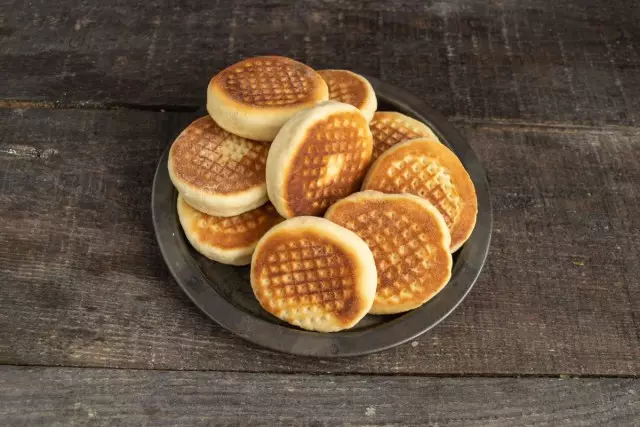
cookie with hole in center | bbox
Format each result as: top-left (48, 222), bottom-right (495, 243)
top-left (318, 69), bottom-right (377, 122)
top-left (266, 101), bottom-right (373, 218)
top-left (362, 137), bottom-right (477, 252)
top-left (325, 191), bottom-right (452, 314)
top-left (251, 216), bottom-right (377, 332)
top-left (207, 56), bottom-right (329, 141)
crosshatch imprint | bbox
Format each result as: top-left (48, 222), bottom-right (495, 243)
top-left (374, 155), bottom-right (462, 228)
top-left (222, 58), bottom-right (316, 107)
top-left (174, 117), bottom-right (268, 192)
top-left (288, 113), bottom-right (371, 213)
top-left (254, 237), bottom-right (356, 320)
top-left (369, 114), bottom-right (434, 160)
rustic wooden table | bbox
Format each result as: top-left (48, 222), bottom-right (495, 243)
top-left (1, 1), bottom-right (638, 425)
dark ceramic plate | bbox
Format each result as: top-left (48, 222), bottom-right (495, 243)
top-left (152, 76), bottom-right (492, 357)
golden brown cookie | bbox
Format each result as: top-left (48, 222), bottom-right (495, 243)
top-left (177, 195), bottom-right (283, 265)
top-left (207, 56), bottom-right (329, 141)
top-left (369, 111), bottom-right (440, 161)
top-left (325, 191), bottom-right (452, 314)
top-left (266, 101), bottom-right (373, 218)
top-left (251, 217), bottom-right (377, 332)
top-left (318, 69), bottom-right (377, 122)
top-left (168, 116), bottom-right (269, 216)
top-left (362, 138), bottom-right (477, 252)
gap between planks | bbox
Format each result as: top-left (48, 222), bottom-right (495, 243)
top-left (1, 362), bottom-right (638, 379)
top-left (0, 99), bottom-right (199, 113)
top-left (1, 99), bottom-right (640, 135)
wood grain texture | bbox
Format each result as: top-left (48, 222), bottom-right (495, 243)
top-left (0, 367), bottom-right (638, 426)
top-left (0, 0), bottom-right (639, 126)
top-left (0, 108), bottom-right (638, 375)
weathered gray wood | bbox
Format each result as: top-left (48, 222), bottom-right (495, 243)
top-left (0, 0), bottom-right (639, 126)
top-left (0, 108), bottom-right (638, 375)
top-left (0, 366), bottom-right (638, 426)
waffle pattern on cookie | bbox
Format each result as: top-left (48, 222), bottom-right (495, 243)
top-left (363, 137), bottom-right (478, 252)
top-left (183, 201), bottom-right (283, 250)
top-left (286, 112), bottom-right (372, 215)
top-left (252, 234), bottom-right (359, 328)
top-left (220, 57), bottom-right (321, 107)
top-left (326, 197), bottom-right (451, 311)
top-left (319, 70), bottom-right (367, 109)
top-left (171, 116), bottom-right (268, 194)
top-left (370, 155), bottom-right (462, 228)
top-left (369, 112), bottom-right (438, 160)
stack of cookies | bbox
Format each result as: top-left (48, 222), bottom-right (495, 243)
top-left (168, 56), bottom-right (477, 332)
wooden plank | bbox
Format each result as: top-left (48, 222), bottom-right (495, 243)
top-left (1, 0), bottom-right (639, 125)
top-left (0, 367), bottom-right (638, 426)
top-left (0, 108), bottom-right (638, 375)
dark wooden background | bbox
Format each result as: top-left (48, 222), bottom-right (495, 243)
top-left (0, 0), bottom-right (638, 425)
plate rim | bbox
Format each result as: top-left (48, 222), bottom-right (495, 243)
top-left (151, 76), bottom-right (492, 357)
